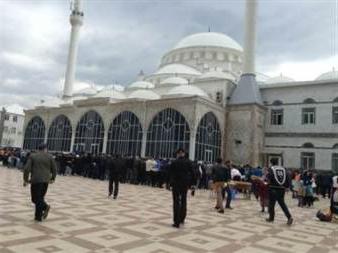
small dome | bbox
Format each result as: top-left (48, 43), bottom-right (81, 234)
top-left (154, 64), bottom-right (201, 76)
top-left (100, 84), bottom-right (125, 92)
top-left (167, 85), bottom-right (208, 98)
top-left (173, 32), bottom-right (243, 52)
top-left (197, 71), bottom-right (236, 81)
top-left (160, 77), bottom-right (189, 86)
top-left (265, 74), bottom-right (295, 84)
top-left (37, 97), bottom-right (64, 108)
top-left (128, 81), bottom-right (154, 90)
top-left (73, 86), bottom-right (97, 96)
top-left (94, 88), bottom-right (126, 99)
top-left (316, 68), bottom-right (338, 81)
top-left (128, 89), bottom-right (160, 100)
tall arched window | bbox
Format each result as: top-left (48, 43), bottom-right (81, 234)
top-left (47, 115), bottom-right (72, 152)
top-left (23, 116), bottom-right (45, 150)
top-left (107, 111), bottom-right (142, 156)
top-left (195, 112), bottom-right (221, 162)
top-left (74, 111), bottom-right (104, 154)
top-left (146, 108), bottom-right (190, 158)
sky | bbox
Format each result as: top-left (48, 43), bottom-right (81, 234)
top-left (0, 0), bottom-right (337, 108)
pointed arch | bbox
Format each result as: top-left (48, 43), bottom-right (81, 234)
top-left (23, 116), bottom-right (45, 150)
top-left (74, 111), bottom-right (104, 154)
top-left (107, 111), bottom-right (142, 156)
top-left (195, 112), bottom-right (221, 162)
top-left (146, 108), bottom-right (190, 158)
top-left (47, 115), bottom-right (72, 152)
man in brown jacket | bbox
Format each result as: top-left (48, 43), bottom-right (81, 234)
top-left (24, 143), bottom-right (57, 222)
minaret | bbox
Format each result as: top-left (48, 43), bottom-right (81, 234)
top-left (230, 0), bottom-right (262, 105)
top-left (225, 0), bottom-right (266, 167)
top-left (63, 0), bottom-right (84, 98)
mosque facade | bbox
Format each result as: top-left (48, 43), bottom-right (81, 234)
top-left (22, 0), bottom-right (338, 171)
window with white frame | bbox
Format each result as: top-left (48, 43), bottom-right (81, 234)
top-left (302, 108), bottom-right (315, 124)
top-left (301, 152), bottom-right (315, 170)
top-left (271, 109), bottom-right (283, 125)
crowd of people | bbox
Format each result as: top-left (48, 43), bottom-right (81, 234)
top-left (1, 146), bottom-right (338, 225)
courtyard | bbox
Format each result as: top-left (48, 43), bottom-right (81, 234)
top-left (0, 166), bottom-right (337, 253)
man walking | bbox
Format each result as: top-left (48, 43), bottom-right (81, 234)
top-left (266, 159), bottom-right (293, 225)
top-left (212, 158), bottom-right (229, 213)
top-left (107, 154), bottom-right (124, 199)
top-left (169, 148), bottom-right (194, 228)
top-left (23, 143), bottom-right (57, 222)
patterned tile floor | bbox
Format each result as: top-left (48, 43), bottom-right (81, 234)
top-left (0, 166), bottom-right (337, 253)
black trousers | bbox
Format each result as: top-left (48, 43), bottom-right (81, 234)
top-left (108, 175), bottom-right (119, 197)
top-left (268, 187), bottom-right (291, 220)
top-left (221, 186), bottom-right (232, 208)
top-left (31, 183), bottom-right (49, 220)
top-left (172, 187), bottom-right (188, 225)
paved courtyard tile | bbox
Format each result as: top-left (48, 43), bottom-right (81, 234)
top-left (0, 166), bottom-right (337, 253)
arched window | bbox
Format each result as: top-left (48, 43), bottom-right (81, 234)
top-left (23, 116), bottom-right (45, 150)
top-left (146, 108), bottom-right (190, 158)
top-left (302, 142), bottom-right (314, 148)
top-left (272, 100), bottom-right (283, 106)
top-left (107, 111), bottom-right (142, 156)
top-left (74, 111), bottom-right (104, 154)
top-left (303, 98), bottom-right (316, 104)
top-left (47, 115), bottom-right (72, 152)
top-left (333, 97), bottom-right (338, 103)
top-left (333, 143), bottom-right (338, 149)
top-left (195, 112), bottom-right (221, 162)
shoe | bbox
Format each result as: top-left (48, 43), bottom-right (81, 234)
top-left (42, 205), bottom-right (50, 220)
top-left (35, 217), bottom-right (42, 222)
top-left (287, 217), bottom-right (293, 226)
top-left (266, 218), bottom-right (274, 223)
top-left (218, 210), bottom-right (224, 214)
top-left (225, 206), bottom-right (233, 210)
top-left (113, 196), bottom-right (117, 199)
top-left (214, 206), bottom-right (220, 210)
top-left (172, 223), bottom-right (180, 228)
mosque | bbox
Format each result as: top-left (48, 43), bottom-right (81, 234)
top-left (23, 0), bottom-right (338, 171)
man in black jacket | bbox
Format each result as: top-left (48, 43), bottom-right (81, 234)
top-left (266, 159), bottom-right (293, 225)
top-left (107, 154), bottom-right (124, 199)
top-left (169, 148), bottom-right (194, 228)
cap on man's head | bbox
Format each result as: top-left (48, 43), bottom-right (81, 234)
top-left (38, 143), bottom-right (47, 150)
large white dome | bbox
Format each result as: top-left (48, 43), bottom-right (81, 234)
top-left (197, 70), bottom-right (236, 81)
top-left (167, 85), bottom-right (208, 98)
top-left (173, 32), bottom-right (243, 52)
top-left (316, 69), bottom-right (338, 81)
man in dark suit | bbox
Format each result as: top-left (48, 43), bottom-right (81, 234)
top-left (107, 154), bottom-right (124, 199)
top-left (23, 143), bottom-right (57, 222)
top-left (169, 148), bottom-right (194, 228)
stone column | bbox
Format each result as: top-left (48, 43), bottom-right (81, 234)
top-left (189, 129), bottom-right (196, 161)
top-left (70, 125), bottom-right (76, 152)
top-left (102, 127), bottom-right (109, 154)
top-left (141, 131), bottom-right (147, 158)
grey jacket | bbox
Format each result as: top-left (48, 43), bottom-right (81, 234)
top-left (23, 152), bottom-right (57, 184)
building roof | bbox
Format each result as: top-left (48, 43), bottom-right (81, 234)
top-left (128, 89), bottom-right (160, 100)
top-left (1, 104), bottom-right (25, 115)
top-left (316, 69), bottom-right (338, 81)
top-left (166, 85), bottom-right (209, 98)
top-left (154, 64), bottom-right (201, 76)
top-left (160, 77), bottom-right (189, 86)
top-left (73, 86), bottom-right (98, 96)
top-left (173, 32), bottom-right (243, 52)
top-left (128, 81), bottom-right (155, 90)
